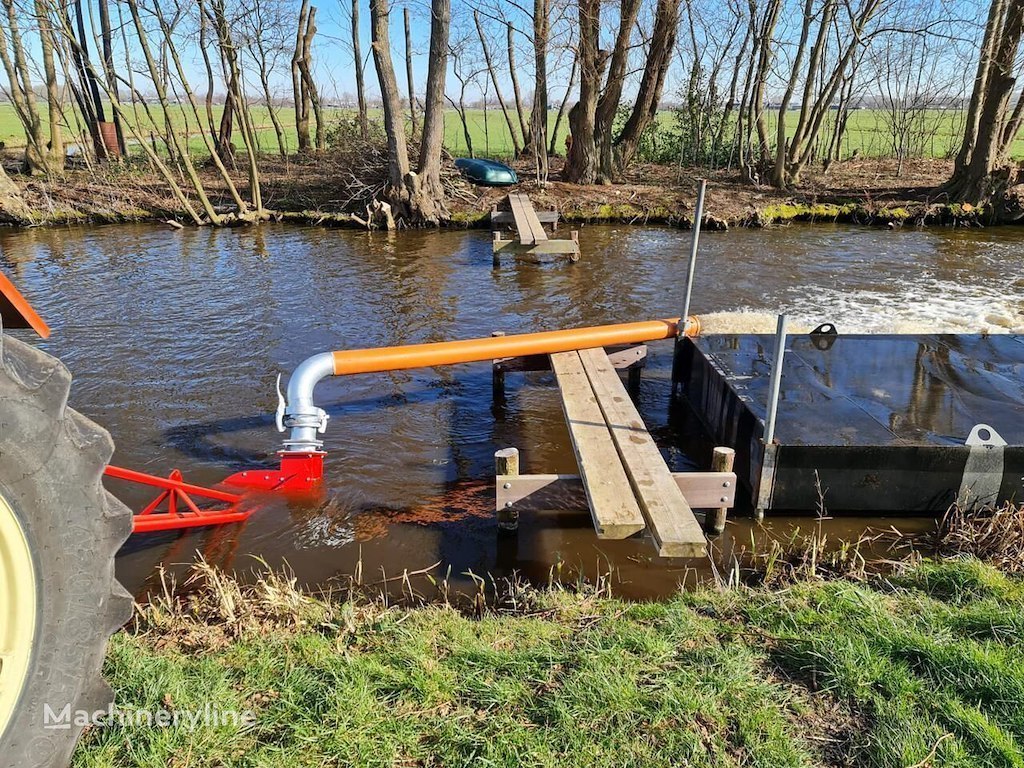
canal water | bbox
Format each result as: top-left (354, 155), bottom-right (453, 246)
top-left (1, 223), bottom-right (1021, 599)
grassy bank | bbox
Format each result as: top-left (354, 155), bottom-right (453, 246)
top-left (74, 554), bottom-right (1024, 767)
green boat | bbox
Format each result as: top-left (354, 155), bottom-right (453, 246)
top-left (454, 158), bottom-right (518, 187)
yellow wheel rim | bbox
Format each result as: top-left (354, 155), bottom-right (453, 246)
top-left (0, 489), bottom-right (36, 738)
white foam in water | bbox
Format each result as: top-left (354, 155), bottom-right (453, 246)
top-left (700, 277), bottom-right (1024, 335)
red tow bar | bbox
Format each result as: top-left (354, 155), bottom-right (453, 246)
top-left (106, 452), bottom-right (324, 536)
top-left (104, 465), bottom-right (253, 534)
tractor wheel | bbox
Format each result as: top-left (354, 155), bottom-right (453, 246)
top-left (0, 332), bottom-right (132, 768)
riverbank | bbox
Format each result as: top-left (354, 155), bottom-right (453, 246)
top-left (1, 153), bottom-right (996, 230)
top-left (74, 554), bottom-right (1024, 768)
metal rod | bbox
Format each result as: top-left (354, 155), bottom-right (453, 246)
top-left (763, 314), bottom-right (789, 445)
top-left (680, 179), bottom-right (707, 334)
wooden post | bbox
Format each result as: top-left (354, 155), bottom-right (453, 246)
top-left (706, 446), bottom-right (736, 535)
top-left (491, 331), bottom-right (506, 402)
top-left (627, 363), bottom-right (642, 392)
top-left (495, 447), bottom-right (520, 531)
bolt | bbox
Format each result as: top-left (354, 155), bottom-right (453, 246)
top-left (503, 482), bottom-right (511, 489)
top-left (723, 481), bottom-right (731, 488)
top-left (720, 496), bottom-right (728, 503)
top-left (504, 501), bottom-right (513, 508)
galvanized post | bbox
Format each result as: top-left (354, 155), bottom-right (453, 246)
top-left (763, 314), bottom-right (789, 445)
top-left (680, 178), bottom-right (707, 333)
top-left (673, 179), bottom-right (707, 398)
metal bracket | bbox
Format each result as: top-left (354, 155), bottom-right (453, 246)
top-left (809, 322), bottom-right (838, 351)
top-left (958, 423), bottom-right (1007, 508)
top-left (275, 374), bottom-right (286, 433)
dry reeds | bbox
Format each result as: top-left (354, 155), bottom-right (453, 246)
top-left (938, 500), bottom-right (1024, 573)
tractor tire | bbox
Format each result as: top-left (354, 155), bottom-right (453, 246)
top-left (0, 332), bottom-right (132, 768)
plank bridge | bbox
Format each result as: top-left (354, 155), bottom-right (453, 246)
top-left (493, 342), bottom-right (736, 558)
top-left (491, 193), bottom-right (580, 262)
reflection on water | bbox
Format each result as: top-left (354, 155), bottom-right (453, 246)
top-left (1, 223), bottom-right (1020, 599)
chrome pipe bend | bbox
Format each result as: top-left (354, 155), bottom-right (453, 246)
top-left (281, 352), bottom-right (334, 452)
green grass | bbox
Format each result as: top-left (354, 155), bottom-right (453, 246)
top-left (73, 558), bottom-right (1024, 767)
top-left (6, 102), bottom-right (1023, 164)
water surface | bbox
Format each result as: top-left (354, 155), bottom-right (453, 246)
top-left (1, 223), bottom-right (1019, 598)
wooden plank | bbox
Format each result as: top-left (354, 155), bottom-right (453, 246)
top-left (491, 210), bottom-right (559, 226)
top-left (578, 347), bottom-right (707, 557)
top-left (508, 193), bottom-right (548, 244)
top-left (496, 472), bottom-right (737, 512)
top-left (492, 239), bottom-right (580, 258)
top-left (550, 351), bottom-right (646, 539)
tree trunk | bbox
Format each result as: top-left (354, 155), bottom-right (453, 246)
top-left (293, 0), bottom-right (311, 152)
top-left (412, 0), bottom-right (450, 224)
top-left (404, 6), bottom-right (416, 140)
top-left (72, 0), bottom-right (106, 158)
top-left (564, 0), bottom-right (600, 183)
top-left (96, 0), bottom-right (124, 156)
top-left (594, 0), bottom-right (641, 183)
top-left (352, 0), bottom-right (369, 140)
top-left (35, 0), bottom-right (64, 170)
top-left (298, 6), bottom-right (325, 151)
top-left (612, 0), bottom-right (681, 176)
top-left (0, 0), bottom-right (47, 172)
top-left (369, 0), bottom-right (411, 213)
top-left (532, 0), bottom-right (549, 182)
top-left (946, 0), bottom-right (1024, 202)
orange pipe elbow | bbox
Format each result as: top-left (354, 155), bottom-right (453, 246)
top-left (330, 316), bottom-right (700, 375)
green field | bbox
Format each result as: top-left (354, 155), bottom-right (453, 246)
top-left (2, 102), bottom-right (1019, 164)
top-left (75, 558), bottom-right (1024, 767)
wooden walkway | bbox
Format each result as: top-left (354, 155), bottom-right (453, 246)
top-left (495, 344), bottom-right (734, 558)
top-left (491, 193), bottom-right (580, 262)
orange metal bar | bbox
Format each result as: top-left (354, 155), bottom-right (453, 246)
top-left (330, 317), bottom-right (697, 376)
top-left (104, 464), bottom-right (243, 504)
top-left (0, 271), bottom-right (50, 338)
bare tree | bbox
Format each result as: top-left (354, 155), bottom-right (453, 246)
top-left (0, 0), bottom-right (60, 172)
top-left (507, 20), bottom-right (530, 149)
top-left (532, 0), bottom-right (550, 181)
top-left (352, 0), bottom-right (369, 139)
top-left (369, 0), bottom-right (450, 224)
top-left (946, 0), bottom-right (1024, 202)
top-left (563, 0), bottom-right (602, 183)
top-left (404, 5), bottom-right (416, 139)
top-left (550, 50), bottom-right (576, 155)
top-left (613, 0), bottom-right (682, 174)
top-left (475, 9), bottom-right (522, 156)
top-left (244, 0), bottom-right (291, 157)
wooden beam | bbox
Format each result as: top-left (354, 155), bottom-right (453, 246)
top-left (550, 351), bottom-right (646, 539)
top-left (493, 344), bottom-right (647, 374)
top-left (491, 210), bottom-right (559, 227)
top-left (496, 472), bottom-right (737, 512)
top-left (492, 238), bottom-right (581, 259)
top-left (578, 347), bottom-right (707, 557)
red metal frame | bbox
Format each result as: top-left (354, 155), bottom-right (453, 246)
top-left (104, 465), bottom-right (255, 534)
top-left (223, 451), bottom-right (325, 492)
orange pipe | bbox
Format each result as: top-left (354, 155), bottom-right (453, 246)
top-left (331, 316), bottom-right (699, 376)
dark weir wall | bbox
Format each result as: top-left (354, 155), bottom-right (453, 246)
top-left (674, 333), bottom-right (1024, 514)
